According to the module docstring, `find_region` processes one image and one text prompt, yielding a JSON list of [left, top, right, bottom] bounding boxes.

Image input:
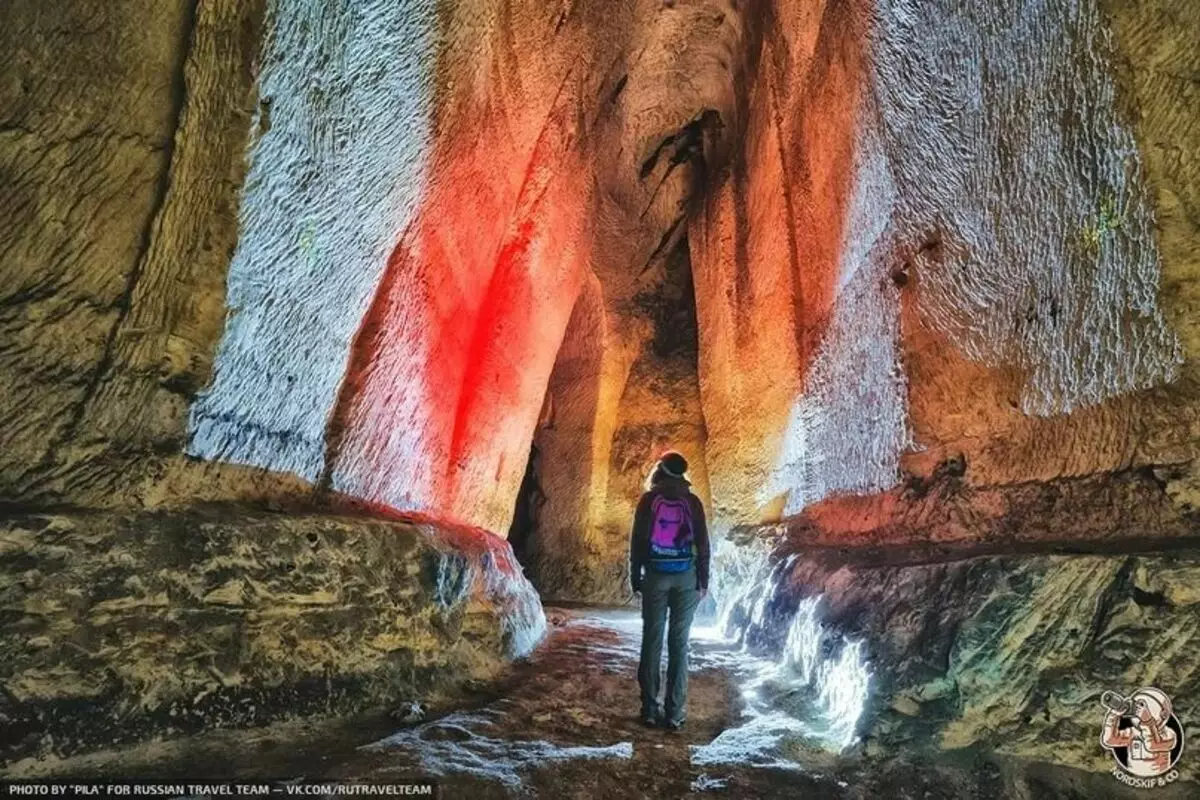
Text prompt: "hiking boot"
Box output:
[[640, 708, 663, 728], [665, 718, 685, 732]]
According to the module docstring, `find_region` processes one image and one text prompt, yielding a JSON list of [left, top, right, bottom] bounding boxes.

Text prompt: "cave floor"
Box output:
[[4, 609, 1185, 799]]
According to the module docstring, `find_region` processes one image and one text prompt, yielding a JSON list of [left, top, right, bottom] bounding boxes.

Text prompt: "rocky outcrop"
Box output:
[[752, 460, 1199, 549], [0, 508, 544, 765], [723, 535, 1200, 778]]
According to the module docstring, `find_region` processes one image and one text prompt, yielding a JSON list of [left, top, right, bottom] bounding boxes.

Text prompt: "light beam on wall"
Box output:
[[188, 0, 440, 482]]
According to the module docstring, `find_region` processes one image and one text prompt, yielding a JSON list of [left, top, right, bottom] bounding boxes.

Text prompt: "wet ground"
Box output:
[[4, 608, 1193, 799]]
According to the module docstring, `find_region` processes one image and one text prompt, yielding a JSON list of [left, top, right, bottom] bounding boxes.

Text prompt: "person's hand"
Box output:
[[699, 587, 708, 601]]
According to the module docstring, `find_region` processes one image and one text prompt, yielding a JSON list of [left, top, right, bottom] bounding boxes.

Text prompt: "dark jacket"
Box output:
[[629, 472, 710, 593]]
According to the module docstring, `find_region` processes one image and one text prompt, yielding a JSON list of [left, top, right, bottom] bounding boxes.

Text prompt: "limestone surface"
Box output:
[[1, 0, 1199, 770], [3, 0, 1198, 556], [0, 0, 285, 509], [721, 534, 1200, 779], [0, 509, 544, 764]]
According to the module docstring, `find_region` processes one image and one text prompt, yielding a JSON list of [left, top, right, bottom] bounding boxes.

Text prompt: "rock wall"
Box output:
[[887, 0, 1200, 504], [0, 0, 297, 510], [719, 537, 1199, 779], [0, 0, 553, 760], [10, 0, 1191, 558], [527, 0, 1200, 601], [188, 0, 442, 486], [3, 0, 1200, 752], [172, 0, 728, 542], [533, 243, 714, 602], [685, 0, 1200, 550], [0, 509, 544, 765]]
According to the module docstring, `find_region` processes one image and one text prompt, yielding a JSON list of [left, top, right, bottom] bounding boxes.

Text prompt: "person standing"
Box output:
[[629, 451, 710, 730]]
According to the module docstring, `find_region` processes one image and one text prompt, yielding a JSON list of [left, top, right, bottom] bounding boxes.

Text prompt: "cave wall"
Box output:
[[1, 0, 1199, 773], [187, 0, 442, 487], [0, 0, 750, 651], [175, 0, 715, 540], [718, 535, 1200, 778], [0, 509, 543, 764], [692, 0, 1200, 543], [0, 0, 557, 762], [323, 0, 619, 532], [692, 0, 895, 526], [1, 0, 1197, 590], [0, 0, 299, 510], [523, 0, 1200, 601], [4, 0, 1198, 587]]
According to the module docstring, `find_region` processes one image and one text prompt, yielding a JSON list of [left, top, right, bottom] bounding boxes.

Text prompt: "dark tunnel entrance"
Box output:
[[507, 439, 544, 578], [508, 232, 709, 600]]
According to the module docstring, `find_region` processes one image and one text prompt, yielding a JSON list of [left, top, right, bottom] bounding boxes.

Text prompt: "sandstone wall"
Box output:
[[692, 0, 1200, 545], [0, 0, 313, 511], [2, 0, 1197, 589], [0, 509, 543, 765], [0, 1, 552, 761], [720, 539, 1199, 779]]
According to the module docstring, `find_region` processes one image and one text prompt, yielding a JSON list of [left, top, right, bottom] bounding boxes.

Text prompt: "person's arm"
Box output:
[[691, 495, 710, 594], [1101, 712, 1133, 748], [630, 494, 652, 593]]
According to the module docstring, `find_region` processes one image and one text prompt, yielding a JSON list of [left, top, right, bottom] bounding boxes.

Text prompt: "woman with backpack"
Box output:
[[629, 451, 711, 730]]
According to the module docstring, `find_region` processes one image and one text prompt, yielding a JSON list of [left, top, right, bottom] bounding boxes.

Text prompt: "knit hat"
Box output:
[[658, 451, 688, 478]]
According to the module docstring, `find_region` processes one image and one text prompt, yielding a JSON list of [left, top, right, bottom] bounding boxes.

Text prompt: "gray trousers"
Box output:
[[638, 567, 701, 723]]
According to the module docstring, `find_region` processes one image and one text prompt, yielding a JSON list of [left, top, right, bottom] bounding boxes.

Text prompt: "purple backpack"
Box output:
[[648, 494, 694, 573]]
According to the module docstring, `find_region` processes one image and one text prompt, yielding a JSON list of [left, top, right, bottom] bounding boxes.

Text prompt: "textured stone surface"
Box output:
[[8, 609, 1196, 798], [0, 0, 290, 509], [323, 0, 610, 531], [692, 0, 1195, 531], [2, 0, 1200, 775], [0, 508, 544, 764], [4, 0, 1198, 548], [531, 244, 714, 602], [692, 0, 886, 526], [723, 536, 1200, 778], [188, 0, 441, 484], [1, 0, 194, 502], [753, 459, 1199, 549]]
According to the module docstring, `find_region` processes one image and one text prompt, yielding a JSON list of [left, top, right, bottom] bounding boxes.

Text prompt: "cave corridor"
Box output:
[[1, 0, 1199, 798]]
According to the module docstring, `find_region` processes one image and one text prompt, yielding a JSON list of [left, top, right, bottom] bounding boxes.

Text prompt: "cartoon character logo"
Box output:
[[1100, 687, 1184, 784]]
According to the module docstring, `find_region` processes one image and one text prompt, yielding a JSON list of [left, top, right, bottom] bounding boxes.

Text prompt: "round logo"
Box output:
[[1100, 687, 1184, 784]]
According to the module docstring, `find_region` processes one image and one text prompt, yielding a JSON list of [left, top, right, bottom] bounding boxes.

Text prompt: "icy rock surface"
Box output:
[[693, 539, 871, 768], [705, 534, 1200, 778]]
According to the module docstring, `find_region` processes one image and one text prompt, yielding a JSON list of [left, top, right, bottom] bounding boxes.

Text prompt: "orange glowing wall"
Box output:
[[691, 0, 873, 523]]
